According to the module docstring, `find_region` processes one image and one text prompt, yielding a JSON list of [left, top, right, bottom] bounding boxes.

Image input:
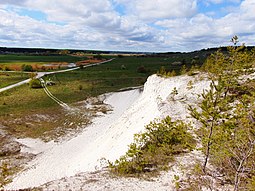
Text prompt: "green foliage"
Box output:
[[109, 116, 196, 177], [78, 84, 83, 91], [247, 176, 255, 191], [0, 162, 11, 189], [186, 80, 193, 90], [189, 78, 231, 173], [187, 64, 200, 76], [58, 49, 70, 55], [28, 72, 37, 79], [191, 57, 200, 65], [170, 87, 178, 101], [0, 72, 28, 89], [29, 78, 42, 88], [174, 174, 181, 189], [93, 54, 103, 60], [211, 96, 255, 190], [21, 64, 33, 72], [202, 45, 255, 80], [0, 54, 89, 64], [180, 65, 187, 75], [0, 55, 190, 116], [157, 66, 176, 77], [188, 37, 255, 190], [3, 66, 10, 71]]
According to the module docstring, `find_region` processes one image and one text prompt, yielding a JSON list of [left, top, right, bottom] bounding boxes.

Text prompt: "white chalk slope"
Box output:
[[6, 74, 211, 190]]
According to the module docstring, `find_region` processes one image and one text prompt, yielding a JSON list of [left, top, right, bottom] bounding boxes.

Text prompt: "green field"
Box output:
[[0, 72, 28, 88], [0, 54, 90, 72], [0, 55, 195, 139], [0, 56, 187, 114], [0, 54, 88, 64]]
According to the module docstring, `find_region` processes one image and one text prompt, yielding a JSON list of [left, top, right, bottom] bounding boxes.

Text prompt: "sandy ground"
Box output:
[[5, 73, 212, 191], [40, 150, 203, 191]]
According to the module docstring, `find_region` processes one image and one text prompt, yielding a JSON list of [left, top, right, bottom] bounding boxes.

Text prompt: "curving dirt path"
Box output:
[[39, 78, 71, 110]]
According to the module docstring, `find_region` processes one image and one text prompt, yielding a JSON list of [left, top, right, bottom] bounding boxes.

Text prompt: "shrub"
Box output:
[[29, 78, 42, 88], [78, 84, 83, 90], [157, 66, 176, 77], [121, 65, 126, 70], [109, 116, 195, 177], [180, 65, 187, 75], [157, 66, 167, 76], [3, 66, 10, 71], [186, 80, 194, 90], [28, 72, 37, 79], [21, 64, 33, 72], [170, 87, 178, 101], [0, 162, 11, 189]]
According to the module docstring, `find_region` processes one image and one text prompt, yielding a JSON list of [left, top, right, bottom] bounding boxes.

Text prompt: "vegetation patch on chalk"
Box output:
[[109, 116, 196, 177]]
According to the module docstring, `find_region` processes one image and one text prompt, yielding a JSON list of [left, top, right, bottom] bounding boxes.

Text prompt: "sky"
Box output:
[[0, 0, 254, 52]]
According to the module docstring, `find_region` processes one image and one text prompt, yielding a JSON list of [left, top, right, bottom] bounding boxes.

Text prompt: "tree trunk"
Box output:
[[203, 122, 214, 173]]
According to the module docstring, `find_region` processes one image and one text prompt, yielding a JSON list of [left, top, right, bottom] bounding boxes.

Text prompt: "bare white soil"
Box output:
[[5, 74, 212, 191]]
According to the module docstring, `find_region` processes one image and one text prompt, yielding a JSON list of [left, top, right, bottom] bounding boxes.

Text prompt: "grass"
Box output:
[[0, 55, 190, 139], [0, 72, 28, 88], [42, 56, 189, 103], [0, 54, 88, 64], [0, 56, 187, 112], [0, 54, 90, 71]]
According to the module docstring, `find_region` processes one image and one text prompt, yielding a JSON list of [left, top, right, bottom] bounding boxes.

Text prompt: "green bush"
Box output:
[[109, 116, 195, 177], [78, 84, 83, 90], [157, 66, 176, 77], [3, 66, 10, 71], [0, 162, 11, 189], [29, 78, 42, 88], [21, 64, 33, 72]]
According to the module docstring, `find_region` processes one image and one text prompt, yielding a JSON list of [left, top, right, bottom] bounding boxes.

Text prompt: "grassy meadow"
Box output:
[[0, 72, 28, 88], [0, 54, 89, 64], [0, 54, 197, 139], [0, 54, 89, 71], [0, 55, 192, 113]]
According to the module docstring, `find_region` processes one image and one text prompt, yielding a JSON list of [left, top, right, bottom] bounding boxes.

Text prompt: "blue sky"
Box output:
[[16, 8, 47, 21], [0, 0, 254, 52], [198, 2, 229, 17]]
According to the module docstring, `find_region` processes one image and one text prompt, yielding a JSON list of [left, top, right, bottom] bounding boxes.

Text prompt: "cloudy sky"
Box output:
[[0, 0, 254, 52]]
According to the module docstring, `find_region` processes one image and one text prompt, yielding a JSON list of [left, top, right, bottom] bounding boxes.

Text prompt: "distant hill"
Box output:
[[0, 47, 145, 55], [0, 46, 254, 57]]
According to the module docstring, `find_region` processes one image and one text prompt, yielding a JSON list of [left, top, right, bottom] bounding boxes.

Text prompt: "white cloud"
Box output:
[[240, 0, 255, 20], [154, 0, 255, 51], [24, 0, 113, 23], [0, 0, 27, 6], [205, 0, 241, 4], [115, 0, 197, 21], [0, 0, 254, 52]]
